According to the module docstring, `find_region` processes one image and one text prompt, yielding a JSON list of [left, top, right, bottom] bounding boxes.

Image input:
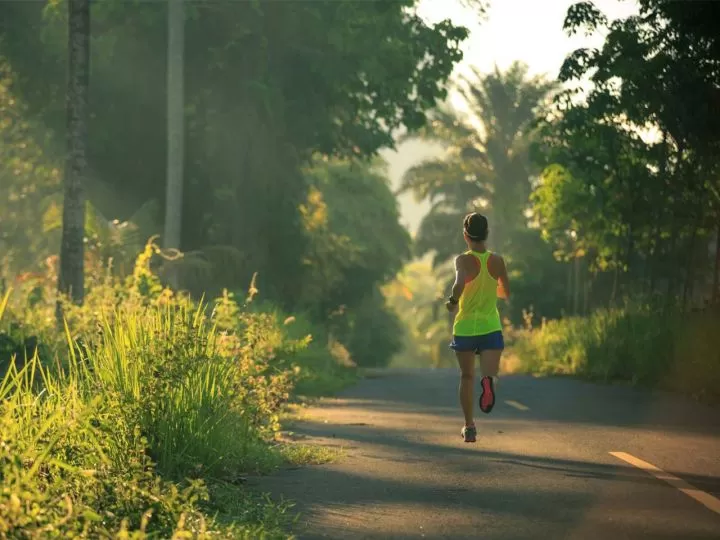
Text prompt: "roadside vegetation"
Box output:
[[386, 1, 720, 402], [0, 242, 356, 537], [0, 0, 474, 535], [511, 305, 720, 404], [2, 0, 719, 534]]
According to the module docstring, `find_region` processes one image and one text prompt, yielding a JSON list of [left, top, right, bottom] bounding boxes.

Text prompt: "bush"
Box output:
[[0, 241, 356, 537], [513, 304, 720, 403], [245, 298, 358, 397], [332, 289, 404, 369]]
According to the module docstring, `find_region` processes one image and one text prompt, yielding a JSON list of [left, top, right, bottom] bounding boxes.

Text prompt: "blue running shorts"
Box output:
[[449, 331, 504, 354]]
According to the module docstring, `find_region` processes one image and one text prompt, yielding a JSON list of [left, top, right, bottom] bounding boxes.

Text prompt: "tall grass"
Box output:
[[87, 302, 263, 478], [0, 292, 298, 536], [0, 243, 356, 537], [513, 304, 720, 403]]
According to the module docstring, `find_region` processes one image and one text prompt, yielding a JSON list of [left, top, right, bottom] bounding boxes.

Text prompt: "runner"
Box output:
[[446, 212, 511, 443]]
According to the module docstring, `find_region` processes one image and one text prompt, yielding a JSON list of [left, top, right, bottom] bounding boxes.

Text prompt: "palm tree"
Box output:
[[400, 62, 556, 263], [58, 0, 90, 317]]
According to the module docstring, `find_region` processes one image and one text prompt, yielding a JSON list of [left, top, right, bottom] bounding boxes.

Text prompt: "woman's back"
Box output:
[[452, 250, 502, 337]]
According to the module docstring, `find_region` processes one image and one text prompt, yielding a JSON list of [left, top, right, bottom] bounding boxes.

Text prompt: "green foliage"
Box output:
[[0, 1, 469, 304], [513, 305, 720, 404], [296, 158, 411, 368], [0, 61, 61, 275], [300, 158, 411, 316], [0, 244, 356, 537], [247, 300, 358, 397], [383, 259, 455, 368], [335, 288, 405, 369], [530, 0, 720, 311], [0, 326, 276, 537]]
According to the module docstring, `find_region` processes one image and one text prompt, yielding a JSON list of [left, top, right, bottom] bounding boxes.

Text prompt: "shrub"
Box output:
[[245, 299, 358, 397], [513, 304, 720, 403], [0, 240, 349, 537]]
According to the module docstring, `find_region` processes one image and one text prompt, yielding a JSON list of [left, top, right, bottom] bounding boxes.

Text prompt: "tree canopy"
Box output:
[[0, 0, 468, 301], [531, 0, 720, 310]]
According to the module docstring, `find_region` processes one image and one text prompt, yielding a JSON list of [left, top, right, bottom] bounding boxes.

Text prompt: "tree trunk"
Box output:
[[710, 220, 720, 306], [566, 260, 573, 313], [648, 223, 661, 296], [610, 260, 619, 308], [665, 220, 680, 308], [583, 266, 592, 315], [681, 230, 696, 312], [682, 186, 705, 311], [620, 222, 634, 301], [163, 0, 185, 287], [649, 131, 668, 298], [573, 254, 581, 315], [57, 0, 90, 321], [665, 141, 684, 310]]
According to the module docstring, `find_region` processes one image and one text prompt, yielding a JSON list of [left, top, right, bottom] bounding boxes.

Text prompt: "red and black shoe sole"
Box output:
[[479, 376, 495, 414]]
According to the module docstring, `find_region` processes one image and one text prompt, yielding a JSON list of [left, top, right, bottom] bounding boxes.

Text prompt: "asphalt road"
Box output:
[[254, 369, 720, 539]]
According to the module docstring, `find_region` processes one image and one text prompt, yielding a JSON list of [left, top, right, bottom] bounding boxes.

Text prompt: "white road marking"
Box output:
[[610, 451, 720, 516], [504, 400, 529, 411]]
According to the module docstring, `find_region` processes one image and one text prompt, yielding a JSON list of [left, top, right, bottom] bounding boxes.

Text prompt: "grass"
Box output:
[[0, 244, 357, 537], [511, 303, 720, 404], [278, 443, 342, 466]]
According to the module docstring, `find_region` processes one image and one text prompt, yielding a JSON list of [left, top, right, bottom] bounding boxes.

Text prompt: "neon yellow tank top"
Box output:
[[453, 250, 502, 337]]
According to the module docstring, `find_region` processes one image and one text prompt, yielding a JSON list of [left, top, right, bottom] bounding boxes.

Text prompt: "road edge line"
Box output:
[[609, 451, 720, 516], [504, 400, 529, 411]]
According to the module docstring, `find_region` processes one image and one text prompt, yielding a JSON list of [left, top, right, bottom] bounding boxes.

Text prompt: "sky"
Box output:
[[381, 0, 640, 234]]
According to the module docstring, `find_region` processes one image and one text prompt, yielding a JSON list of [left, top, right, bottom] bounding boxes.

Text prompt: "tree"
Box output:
[[0, 1, 470, 308], [298, 157, 412, 367], [401, 62, 555, 259], [531, 0, 720, 310], [58, 0, 90, 314], [299, 158, 411, 317], [163, 0, 185, 288], [398, 63, 556, 322]]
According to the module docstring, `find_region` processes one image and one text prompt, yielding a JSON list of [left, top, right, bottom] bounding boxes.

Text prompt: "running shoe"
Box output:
[[461, 425, 477, 443], [479, 376, 496, 414]]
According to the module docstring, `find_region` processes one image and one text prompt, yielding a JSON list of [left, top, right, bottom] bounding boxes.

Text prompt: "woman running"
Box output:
[[445, 212, 511, 443]]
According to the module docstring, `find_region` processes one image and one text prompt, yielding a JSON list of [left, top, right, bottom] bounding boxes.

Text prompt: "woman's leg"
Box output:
[[456, 350, 476, 427], [478, 349, 502, 413], [478, 349, 501, 378]]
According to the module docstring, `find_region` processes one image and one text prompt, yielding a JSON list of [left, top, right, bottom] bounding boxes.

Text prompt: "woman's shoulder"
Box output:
[[486, 252, 506, 276], [488, 251, 504, 262]]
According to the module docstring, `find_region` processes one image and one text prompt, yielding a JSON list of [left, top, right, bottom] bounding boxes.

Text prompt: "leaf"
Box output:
[[563, 1, 609, 37]]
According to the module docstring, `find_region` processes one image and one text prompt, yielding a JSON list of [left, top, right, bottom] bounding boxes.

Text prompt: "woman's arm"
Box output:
[[446, 255, 469, 312], [490, 254, 511, 300]]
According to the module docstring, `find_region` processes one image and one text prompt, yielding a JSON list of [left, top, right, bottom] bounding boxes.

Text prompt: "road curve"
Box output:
[[254, 369, 720, 540]]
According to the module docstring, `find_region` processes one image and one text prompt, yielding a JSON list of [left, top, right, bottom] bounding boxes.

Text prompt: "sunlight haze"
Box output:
[[384, 0, 640, 234]]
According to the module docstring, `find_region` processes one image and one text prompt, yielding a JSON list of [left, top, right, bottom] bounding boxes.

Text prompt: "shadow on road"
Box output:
[[322, 370, 720, 436], [256, 369, 720, 539]]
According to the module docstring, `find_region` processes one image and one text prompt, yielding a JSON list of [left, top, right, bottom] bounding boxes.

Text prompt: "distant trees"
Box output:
[[299, 158, 411, 367], [0, 1, 469, 320], [398, 62, 560, 320], [401, 63, 555, 262]]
